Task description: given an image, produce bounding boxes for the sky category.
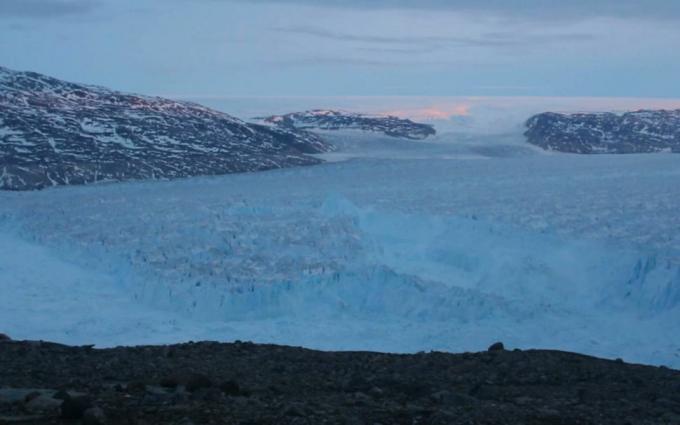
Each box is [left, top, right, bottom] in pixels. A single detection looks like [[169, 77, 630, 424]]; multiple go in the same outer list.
[[1, 0, 680, 99]]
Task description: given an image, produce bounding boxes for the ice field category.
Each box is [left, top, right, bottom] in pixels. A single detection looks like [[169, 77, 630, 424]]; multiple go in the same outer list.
[[2, 128, 680, 368]]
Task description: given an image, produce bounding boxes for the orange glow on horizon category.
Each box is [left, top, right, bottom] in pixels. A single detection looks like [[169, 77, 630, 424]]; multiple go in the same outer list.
[[379, 104, 471, 121]]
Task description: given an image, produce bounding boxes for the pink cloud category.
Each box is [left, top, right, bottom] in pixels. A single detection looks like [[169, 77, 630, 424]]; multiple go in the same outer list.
[[379, 104, 471, 120]]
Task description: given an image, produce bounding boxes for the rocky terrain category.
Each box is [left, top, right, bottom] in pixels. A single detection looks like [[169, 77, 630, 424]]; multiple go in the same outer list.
[[261, 110, 436, 140], [525, 110, 680, 153], [1, 338, 679, 424], [0, 66, 332, 191]]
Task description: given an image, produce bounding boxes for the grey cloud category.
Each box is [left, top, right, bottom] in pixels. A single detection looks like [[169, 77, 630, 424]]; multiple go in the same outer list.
[[287, 57, 399, 67], [228, 0, 680, 21], [266, 53, 485, 68], [356, 46, 439, 54], [0, 0, 97, 19], [276, 26, 596, 50], [276, 26, 474, 46]]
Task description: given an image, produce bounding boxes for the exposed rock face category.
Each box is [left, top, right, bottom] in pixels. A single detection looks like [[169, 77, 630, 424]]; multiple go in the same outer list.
[[1, 340, 679, 424], [261, 109, 437, 140], [0, 66, 333, 191], [525, 110, 680, 154]]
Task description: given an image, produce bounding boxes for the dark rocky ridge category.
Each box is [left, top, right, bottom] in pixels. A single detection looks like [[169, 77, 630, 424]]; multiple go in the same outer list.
[[1, 339, 679, 424], [525, 110, 680, 154], [0, 66, 333, 191], [261, 109, 437, 140]]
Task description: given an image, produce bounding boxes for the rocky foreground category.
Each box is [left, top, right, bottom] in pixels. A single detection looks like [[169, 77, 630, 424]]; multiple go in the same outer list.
[[1, 339, 679, 424]]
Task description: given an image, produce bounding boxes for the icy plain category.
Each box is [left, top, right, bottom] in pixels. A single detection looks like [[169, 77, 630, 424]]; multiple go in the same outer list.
[[1, 122, 680, 368]]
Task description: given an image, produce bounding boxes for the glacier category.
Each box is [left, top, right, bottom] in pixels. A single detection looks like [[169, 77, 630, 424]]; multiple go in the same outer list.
[[1, 130, 680, 368]]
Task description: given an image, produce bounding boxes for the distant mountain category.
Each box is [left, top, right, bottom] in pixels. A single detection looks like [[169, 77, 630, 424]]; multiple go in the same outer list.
[[261, 110, 436, 140], [0, 66, 333, 190], [525, 110, 680, 154]]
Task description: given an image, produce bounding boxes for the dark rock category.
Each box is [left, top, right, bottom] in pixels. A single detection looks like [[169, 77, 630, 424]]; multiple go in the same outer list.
[[369, 386, 384, 398], [428, 410, 457, 425], [468, 384, 503, 401], [447, 391, 478, 406], [283, 404, 304, 417], [1, 339, 679, 424], [488, 342, 505, 352], [25, 394, 62, 414], [52, 390, 70, 400], [343, 375, 371, 392], [394, 381, 431, 399], [185, 373, 213, 392], [350, 391, 370, 407], [0, 389, 33, 405], [159, 376, 180, 389], [23, 391, 41, 403], [0, 333, 10, 342], [126, 381, 147, 393], [577, 388, 588, 403], [429, 390, 453, 404], [536, 407, 561, 419], [196, 387, 223, 402], [82, 406, 107, 425], [60, 396, 92, 419], [219, 380, 240, 396], [169, 390, 190, 405], [270, 364, 286, 373]]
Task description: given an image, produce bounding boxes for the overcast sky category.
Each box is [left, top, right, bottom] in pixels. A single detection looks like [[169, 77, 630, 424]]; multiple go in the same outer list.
[[1, 0, 680, 98]]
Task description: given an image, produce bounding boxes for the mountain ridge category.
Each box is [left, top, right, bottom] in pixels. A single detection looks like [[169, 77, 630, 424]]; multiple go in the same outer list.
[[0, 66, 332, 191], [261, 109, 437, 140], [525, 109, 680, 153]]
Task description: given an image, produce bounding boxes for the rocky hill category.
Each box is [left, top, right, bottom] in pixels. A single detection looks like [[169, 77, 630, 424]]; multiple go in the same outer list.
[[525, 110, 680, 153], [1, 339, 679, 424], [0, 66, 332, 191], [261, 109, 436, 140]]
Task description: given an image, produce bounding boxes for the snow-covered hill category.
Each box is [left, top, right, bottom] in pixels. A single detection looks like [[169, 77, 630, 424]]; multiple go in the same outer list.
[[0, 66, 332, 190], [261, 109, 436, 140], [525, 110, 680, 153]]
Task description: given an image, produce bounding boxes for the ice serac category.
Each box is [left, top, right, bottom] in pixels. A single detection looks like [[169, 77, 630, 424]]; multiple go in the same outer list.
[[261, 109, 436, 140], [525, 110, 680, 154], [0, 66, 333, 191]]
